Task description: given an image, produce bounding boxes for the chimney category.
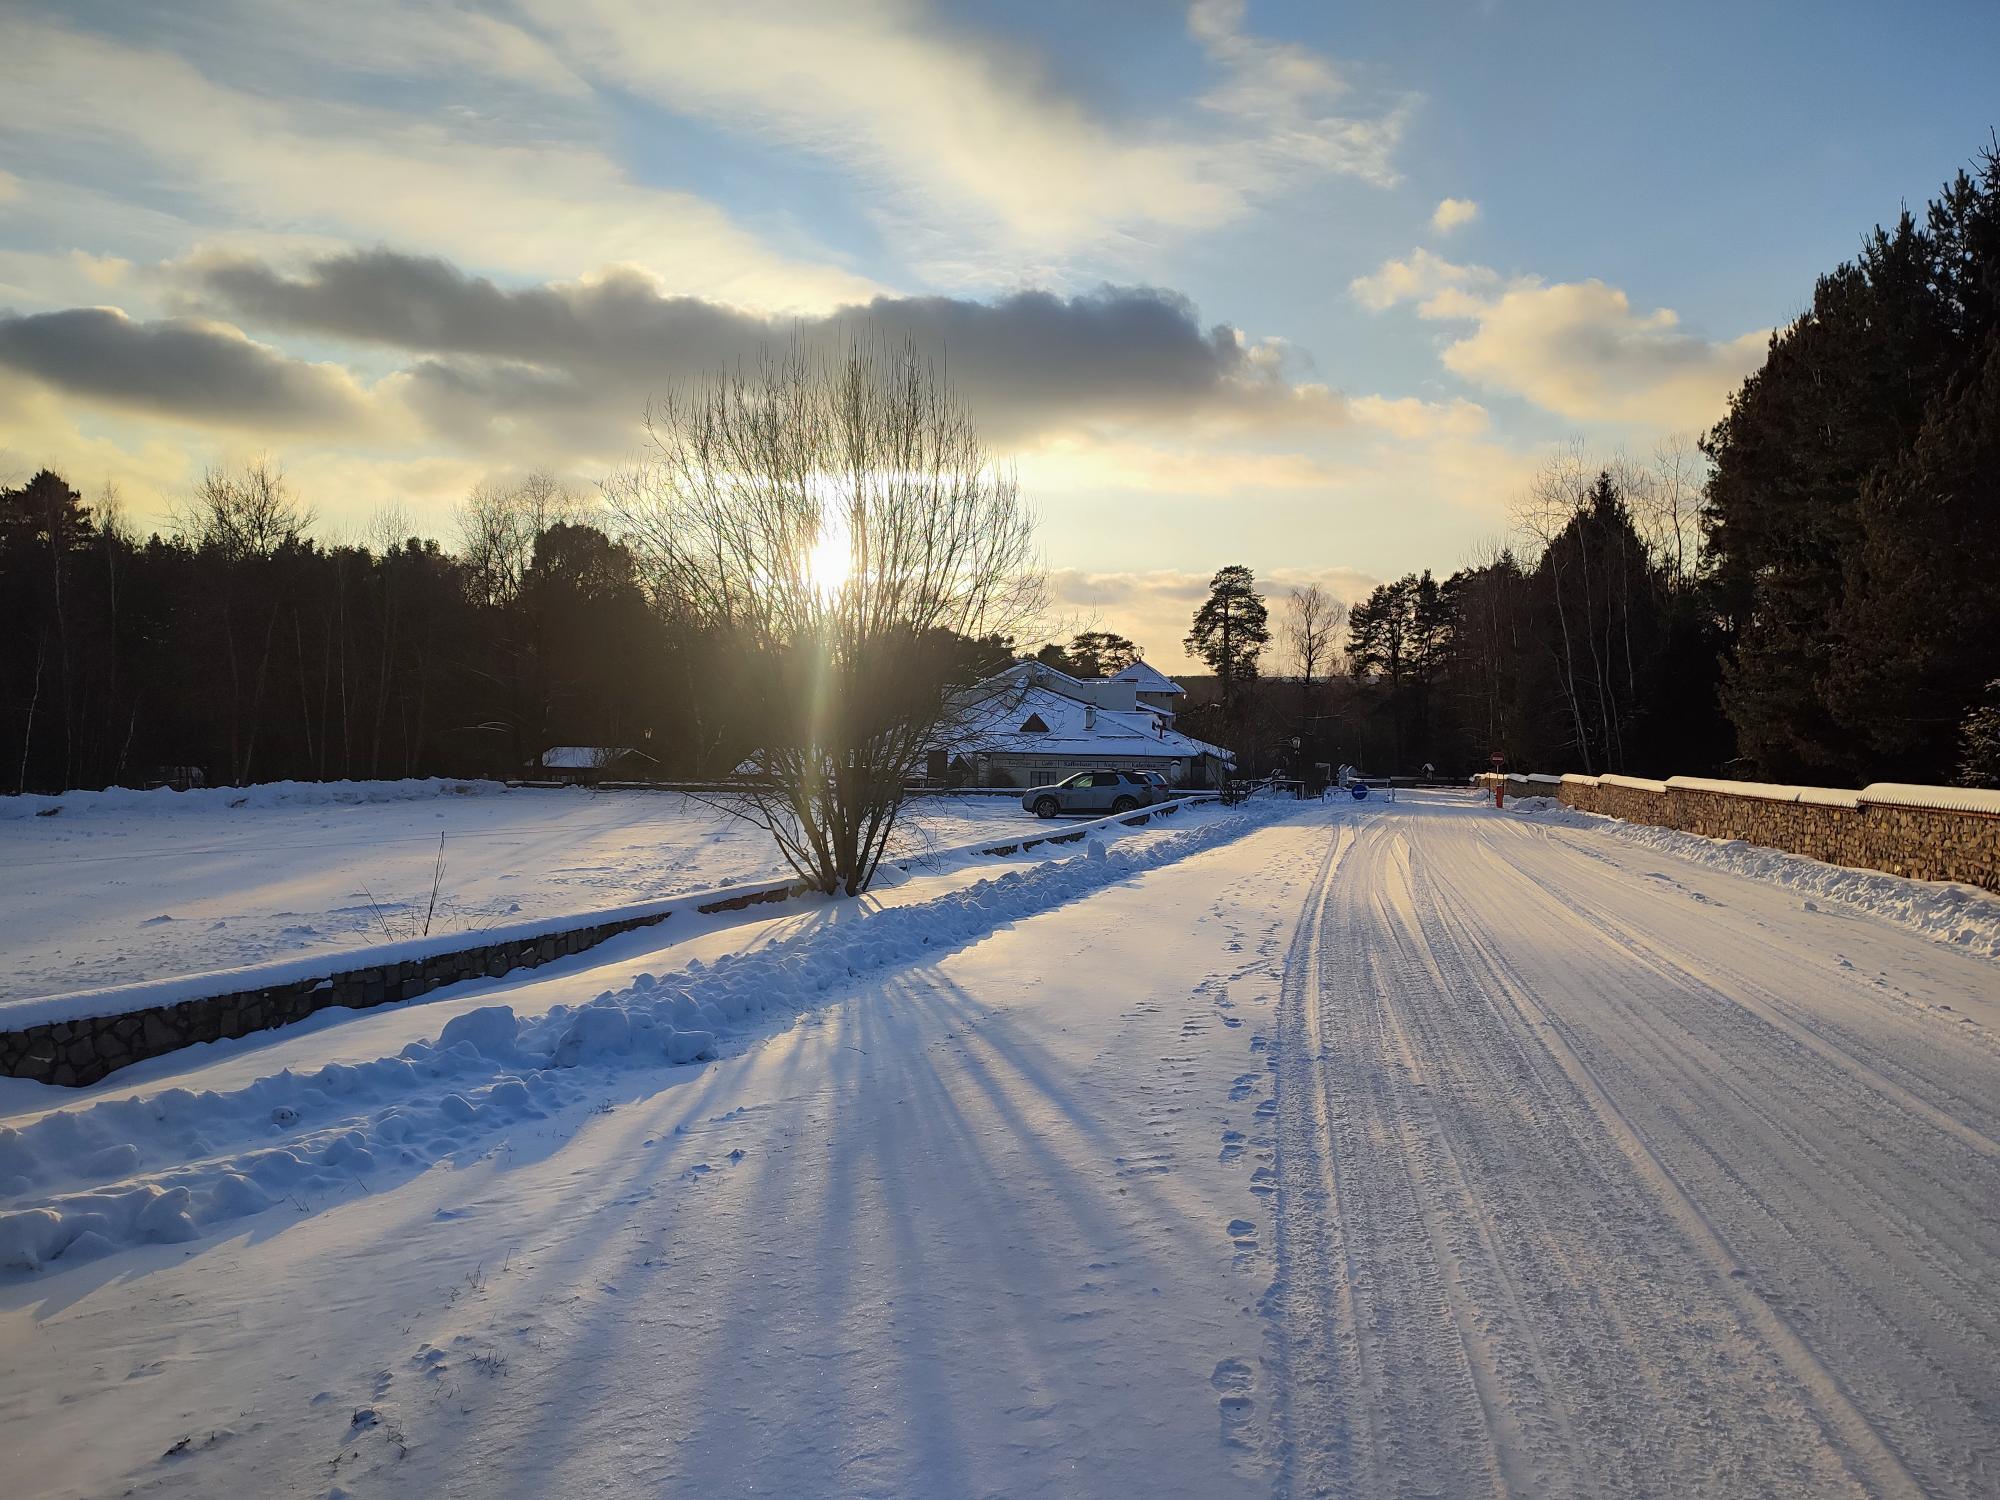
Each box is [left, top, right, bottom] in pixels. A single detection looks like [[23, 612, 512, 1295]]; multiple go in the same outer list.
[[1085, 705, 1097, 731]]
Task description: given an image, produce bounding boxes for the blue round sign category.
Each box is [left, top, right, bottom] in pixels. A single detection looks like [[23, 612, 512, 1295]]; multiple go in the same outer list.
[[1350, 783, 1369, 800]]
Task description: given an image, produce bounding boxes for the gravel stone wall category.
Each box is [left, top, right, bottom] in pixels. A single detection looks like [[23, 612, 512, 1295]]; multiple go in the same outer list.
[[1535, 779, 1999, 892], [0, 882, 803, 1087]]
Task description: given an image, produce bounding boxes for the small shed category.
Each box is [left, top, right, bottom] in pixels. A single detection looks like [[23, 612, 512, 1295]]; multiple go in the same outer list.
[[533, 746, 657, 785]]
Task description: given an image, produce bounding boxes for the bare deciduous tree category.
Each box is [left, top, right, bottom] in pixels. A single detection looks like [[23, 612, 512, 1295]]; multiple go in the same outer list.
[[1629, 433, 1710, 591], [1284, 583, 1344, 692], [173, 458, 314, 558], [455, 469, 582, 608], [608, 341, 1042, 895]]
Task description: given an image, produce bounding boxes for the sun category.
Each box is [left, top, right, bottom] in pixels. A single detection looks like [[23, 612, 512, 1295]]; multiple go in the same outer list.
[[805, 514, 852, 599]]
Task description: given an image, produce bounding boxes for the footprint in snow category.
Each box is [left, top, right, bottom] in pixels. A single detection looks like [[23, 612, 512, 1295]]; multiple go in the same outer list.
[[1210, 1358, 1257, 1449]]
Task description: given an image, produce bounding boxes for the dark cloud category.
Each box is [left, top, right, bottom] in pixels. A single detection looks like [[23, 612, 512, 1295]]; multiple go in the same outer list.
[[0, 307, 365, 428], [188, 249, 1331, 445]]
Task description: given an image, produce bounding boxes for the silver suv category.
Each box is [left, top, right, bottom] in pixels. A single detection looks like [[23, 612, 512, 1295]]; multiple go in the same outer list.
[[1020, 768, 1160, 818]]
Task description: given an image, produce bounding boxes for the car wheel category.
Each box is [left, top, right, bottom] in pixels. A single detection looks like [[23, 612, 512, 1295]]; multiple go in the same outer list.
[[1111, 795, 1137, 813], [1034, 796, 1060, 818]]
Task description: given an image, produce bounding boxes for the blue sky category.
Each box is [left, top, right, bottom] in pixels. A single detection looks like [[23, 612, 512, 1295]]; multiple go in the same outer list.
[[1, 0, 1993, 666]]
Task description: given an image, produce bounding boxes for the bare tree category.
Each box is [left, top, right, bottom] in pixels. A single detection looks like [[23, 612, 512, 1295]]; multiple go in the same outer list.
[[166, 459, 316, 782], [173, 457, 314, 558], [1515, 443, 1599, 769], [607, 340, 1042, 895], [1282, 582, 1343, 784], [1629, 433, 1709, 591], [455, 469, 582, 608], [1284, 584, 1343, 692]]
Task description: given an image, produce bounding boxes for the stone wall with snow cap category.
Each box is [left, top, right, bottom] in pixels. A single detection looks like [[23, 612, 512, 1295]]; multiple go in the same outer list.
[[1534, 772, 1998, 892]]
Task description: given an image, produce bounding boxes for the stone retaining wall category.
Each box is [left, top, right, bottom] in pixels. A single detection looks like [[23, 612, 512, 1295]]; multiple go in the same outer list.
[[1477, 774, 2000, 892], [0, 881, 804, 1088]]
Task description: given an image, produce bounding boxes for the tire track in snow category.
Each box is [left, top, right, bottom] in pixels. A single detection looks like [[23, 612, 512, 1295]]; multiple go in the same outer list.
[[1434, 817, 1996, 1495], [1498, 829, 2000, 1161], [1416, 816, 1944, 1500], [1421, 869, 1926, 1498], [1265, 815, 1374, 1499], [1263, 797, 1996, 1497]]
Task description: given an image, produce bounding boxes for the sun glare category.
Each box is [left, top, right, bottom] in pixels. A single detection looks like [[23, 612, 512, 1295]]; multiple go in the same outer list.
[[806, 514, 852, 599]]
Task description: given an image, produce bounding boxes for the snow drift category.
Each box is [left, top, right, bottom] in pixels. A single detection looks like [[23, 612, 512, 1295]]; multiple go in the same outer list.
[[0, 798, 1295, 1272], [1512, 798, 2000, 958]]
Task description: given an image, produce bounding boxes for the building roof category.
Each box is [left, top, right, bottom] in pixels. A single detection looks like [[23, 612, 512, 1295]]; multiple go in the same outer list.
[[947, 683, 1231, 764], [1108, 658, 1184, 696]]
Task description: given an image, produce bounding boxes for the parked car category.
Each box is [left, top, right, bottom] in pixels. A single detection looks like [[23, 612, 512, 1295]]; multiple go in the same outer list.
[[1020, 768, 1159, 818], [1138, 770, 1173, 803]]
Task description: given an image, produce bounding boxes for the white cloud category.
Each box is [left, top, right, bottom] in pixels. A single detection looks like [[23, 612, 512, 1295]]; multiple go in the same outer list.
[[1348, 248, 1502, 312], [0, 20, 878, 311], [70, 251, 132, 289], [1349, 395, 1490, 441], [1019, 437, 1345, 497], [1352, 246, 1769, 427], [518, 0, 1407, 269], [1439, 280, 1768, 426], [1430, 197, 1479, 233]]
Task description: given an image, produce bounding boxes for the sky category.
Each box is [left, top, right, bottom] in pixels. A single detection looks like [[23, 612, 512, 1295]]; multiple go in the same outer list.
[[1, 0, 1995, 671]]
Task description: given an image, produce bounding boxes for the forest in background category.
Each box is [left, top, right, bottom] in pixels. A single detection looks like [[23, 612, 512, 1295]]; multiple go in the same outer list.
[[3, 145, 1996, 794]]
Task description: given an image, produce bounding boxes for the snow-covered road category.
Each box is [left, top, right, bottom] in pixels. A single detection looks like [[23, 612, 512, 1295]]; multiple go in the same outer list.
[[3, 791, 1996, 1498], [1269, 797, 1998, 1499]]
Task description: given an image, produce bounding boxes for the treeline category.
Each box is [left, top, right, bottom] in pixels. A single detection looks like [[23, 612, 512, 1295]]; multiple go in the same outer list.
[[1328, 453, 1728, 778], [1160, 453, 1726, 780], [7, 146, 1997, 794], [0, 464, 1008, 794]]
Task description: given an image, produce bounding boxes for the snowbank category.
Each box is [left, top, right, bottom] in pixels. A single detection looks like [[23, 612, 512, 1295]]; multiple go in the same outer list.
[[0, 786, 1049, 1004], [0, 794, 1219, 1034], [0, 797, 1299, 1272], [1514, 801, 2000, 959], [0, 777, 509, 821]]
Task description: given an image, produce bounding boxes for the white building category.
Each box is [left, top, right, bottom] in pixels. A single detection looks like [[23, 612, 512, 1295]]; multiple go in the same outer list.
[[937, 659, 1231, 789]]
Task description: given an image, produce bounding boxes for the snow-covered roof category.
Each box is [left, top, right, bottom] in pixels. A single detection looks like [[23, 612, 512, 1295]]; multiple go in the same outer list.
[[947, 684, 1230, 764], [990, 659, 1088, 693], [1108, 659, 1184, 696], [538, 746, 652, 770]]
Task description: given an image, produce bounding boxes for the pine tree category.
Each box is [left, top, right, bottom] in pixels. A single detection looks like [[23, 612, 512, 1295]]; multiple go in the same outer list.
[[1184, 565, 1269, 719], [1957, 680, 2000, 788], [1065, 631, 1141, 678], [1705, 146, 2000, 781]]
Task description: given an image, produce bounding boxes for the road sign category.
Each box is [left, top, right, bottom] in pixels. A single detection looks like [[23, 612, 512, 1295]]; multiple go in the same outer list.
[[1489, 751, 1505, 767]]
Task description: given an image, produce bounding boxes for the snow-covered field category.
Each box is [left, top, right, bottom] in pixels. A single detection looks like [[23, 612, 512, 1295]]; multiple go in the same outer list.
[[3, 788, 1998, 1498], [0, 783, 1043, 1003]]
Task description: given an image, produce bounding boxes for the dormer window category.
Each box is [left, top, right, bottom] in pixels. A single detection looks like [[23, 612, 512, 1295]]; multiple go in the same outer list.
[[1020, 712, 1050, 734]]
